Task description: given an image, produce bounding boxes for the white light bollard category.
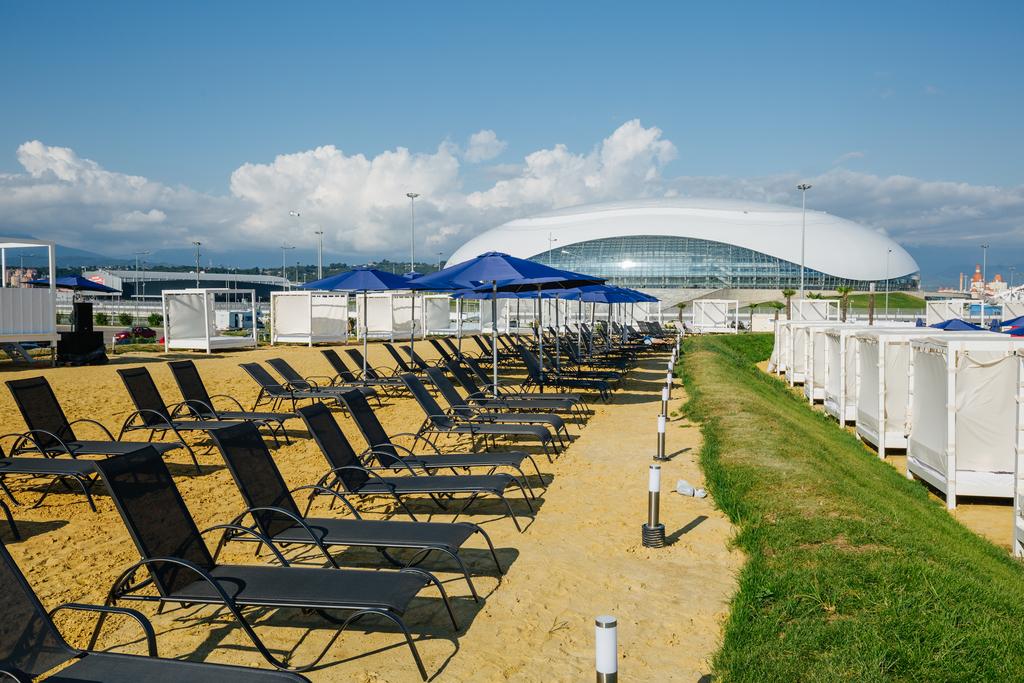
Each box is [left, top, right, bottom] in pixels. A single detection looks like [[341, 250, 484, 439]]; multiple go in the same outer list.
[[654, 386, 669, 461], [642, 463, 666, 547], [595, 615, 618, 682]]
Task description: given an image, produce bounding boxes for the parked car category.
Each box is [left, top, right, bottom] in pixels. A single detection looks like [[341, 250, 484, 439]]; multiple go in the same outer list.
[[114, 326, 157, 344]]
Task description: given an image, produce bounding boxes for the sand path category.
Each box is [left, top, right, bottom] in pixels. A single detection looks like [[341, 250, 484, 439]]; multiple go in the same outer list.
[[0, 343, 740, 681]]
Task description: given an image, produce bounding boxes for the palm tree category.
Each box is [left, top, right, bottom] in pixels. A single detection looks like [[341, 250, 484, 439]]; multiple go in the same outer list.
[[674, 301, 687, 321], [782, 288, 796, 319], [766, 300, 785, 322], [836, 286, 854, 322]]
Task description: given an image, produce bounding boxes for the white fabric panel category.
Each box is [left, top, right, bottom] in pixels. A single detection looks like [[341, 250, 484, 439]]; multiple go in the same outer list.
[[167, 293, 208, 339], [844, 339, 858, 398], [363, 294, 395, 333], [1003, 301, 1024, 320], [910, 350, 949, 475], [274, 294, 311, 336], [310, 295, 347, 337], [423, 296, 450, 332], [811, 329, 828, 390], [955, 352, 1017, 473], [390, 294, 416, 334], [856, 340, 880, 432], [825, 333, 842, 398], [926, 300, 963, 325], [791, 329, 807, 373], [792, 300, 839, 322], [884, 344, 911, 433], [0, 288, 55, 336]]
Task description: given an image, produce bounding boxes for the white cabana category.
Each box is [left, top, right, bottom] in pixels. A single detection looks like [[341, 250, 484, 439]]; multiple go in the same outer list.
[[791, 299, 840, 322], [853, 328, 973, 458], [269, 291, 349, 346], [767, 319, 791, 374], [356, 292, 420, 339], [823, 326, 862, 422], [1002, 301, 1024, 321], [692, 299, 739, 334], [162, 289, 257, 354], [0, 238, 57, 363], [907, 335, 1024, 508], [785, 321, 840, 386], [803, 323, 859, 403], [925, 299, 966, 326]]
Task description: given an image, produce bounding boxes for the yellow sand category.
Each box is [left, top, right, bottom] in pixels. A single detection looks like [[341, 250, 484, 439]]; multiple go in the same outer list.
[[0, 341, 741, 681]]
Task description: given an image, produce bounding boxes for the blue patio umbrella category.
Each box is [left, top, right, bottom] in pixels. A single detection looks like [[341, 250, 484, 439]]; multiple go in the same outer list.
[[27, 275, 120, 294], [301, 268, 415, 377], [994, 315, 1024, 329], [413, 252, 604, 391], [930, 318, 983, 331]]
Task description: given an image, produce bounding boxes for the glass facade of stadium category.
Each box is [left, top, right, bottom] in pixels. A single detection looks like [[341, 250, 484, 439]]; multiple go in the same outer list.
[[530, 234, 919, 291]]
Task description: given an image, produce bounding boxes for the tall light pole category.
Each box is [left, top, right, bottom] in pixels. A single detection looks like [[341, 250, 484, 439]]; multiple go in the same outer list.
[[437, 252, 444, 270], [884, 248, 892, 317], [797, 184, 812, 297], [1011, 265, 1017, 290], [314, 228, 324, 281], [134, 250, 149, 323], [281, 244, 295, 288], [548, 231, 558, 262], [191, 241, 201, 288], [406, 192, 419, 273], [981, 243, 989, 325]]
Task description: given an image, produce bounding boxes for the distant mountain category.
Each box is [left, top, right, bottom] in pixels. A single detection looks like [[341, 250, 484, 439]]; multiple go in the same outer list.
[[0, 231, 133, 268]]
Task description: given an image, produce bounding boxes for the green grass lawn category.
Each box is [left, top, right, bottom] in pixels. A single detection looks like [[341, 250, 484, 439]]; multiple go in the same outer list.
[[680, 333, 1024, 681], [846, 291, 925, 310]]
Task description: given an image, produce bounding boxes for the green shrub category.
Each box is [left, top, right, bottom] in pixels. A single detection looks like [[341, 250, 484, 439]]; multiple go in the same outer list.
[[147, 312, 163, 327], [94, 312, 109, 326], [117, 313, 133, 327]]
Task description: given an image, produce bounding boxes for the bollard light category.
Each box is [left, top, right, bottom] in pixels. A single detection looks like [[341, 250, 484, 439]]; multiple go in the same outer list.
[[653, 413, 668, 461], [642, 464, 666, 547], [661, 385, 669, 414], [595, 615, 618, 682]]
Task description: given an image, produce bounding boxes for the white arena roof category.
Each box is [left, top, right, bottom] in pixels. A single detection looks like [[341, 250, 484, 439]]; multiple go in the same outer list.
[[448, 198, 918, 282]]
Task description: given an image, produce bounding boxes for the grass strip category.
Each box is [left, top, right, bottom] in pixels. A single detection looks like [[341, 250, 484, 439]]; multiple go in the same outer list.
[[681, 333, 1024, 682]]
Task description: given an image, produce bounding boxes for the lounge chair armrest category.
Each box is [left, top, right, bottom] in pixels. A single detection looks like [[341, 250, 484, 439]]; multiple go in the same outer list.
[[66, 418, 116, 441], [363, 451, 423, 476], [283, 380, 312, 392], [2, 429, 74, 457], [119, 410, 174, 434], [378, 433, 442, 455], [305, 374, 334, 386], [49, 602, 158, 657], [287, 485, 362, 518], [199, 524, 290, 566], [169, 401, 205, 419], [0, 671, 29, 682], [0, 431, 46, 454], [208, 394, 247, 412], [324, 465, 401, 488]]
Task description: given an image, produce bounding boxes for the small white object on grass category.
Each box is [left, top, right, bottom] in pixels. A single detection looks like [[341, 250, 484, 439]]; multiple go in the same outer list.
[[675, 479, 707, 498]]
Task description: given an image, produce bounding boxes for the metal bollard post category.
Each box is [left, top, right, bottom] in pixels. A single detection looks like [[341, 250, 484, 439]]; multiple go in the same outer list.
[[595, 616, 618, 682], [653, 413, 667, 461], [642, 464, 666, 547]]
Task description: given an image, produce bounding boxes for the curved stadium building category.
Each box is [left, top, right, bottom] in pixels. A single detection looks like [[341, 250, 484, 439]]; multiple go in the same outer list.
[[448, 199, 919, 293]]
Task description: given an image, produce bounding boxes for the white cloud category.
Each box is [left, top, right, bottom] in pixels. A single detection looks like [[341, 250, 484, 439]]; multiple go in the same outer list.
[[833, 151, 865, 165], [464, 130, 507, 163], [1, 124, 1022, 266]]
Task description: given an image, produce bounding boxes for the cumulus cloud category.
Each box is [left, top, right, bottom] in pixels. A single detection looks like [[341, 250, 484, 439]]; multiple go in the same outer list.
[[1, 124, 1022, 265], [833, 151, 865, 166], [464, 130, 507, 163]]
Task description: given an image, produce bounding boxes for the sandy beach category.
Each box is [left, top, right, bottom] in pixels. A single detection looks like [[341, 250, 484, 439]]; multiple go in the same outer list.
[[0, 341, 740, 681]]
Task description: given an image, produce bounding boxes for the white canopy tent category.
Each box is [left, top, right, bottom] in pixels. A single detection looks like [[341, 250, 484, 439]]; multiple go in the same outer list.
[[356, 292, 420, 340], [767, 319, 791, 374], [803, 323, 860, 403], [821, 323, 915, 419], [791, 299, 840, 322], [692, 299, 739, 334], [925, 299, 966, 326], [853, 329, 947, 458], [0, 238, 57, 363], [907, 335, 1024, 508], [162, 289, 257, 354], [785, 321, 841, 386], [421, 294, 453, 336], [269, 291, 349, 346]]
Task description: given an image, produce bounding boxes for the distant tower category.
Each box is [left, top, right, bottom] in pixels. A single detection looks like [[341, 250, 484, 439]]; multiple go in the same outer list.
[[960, 272, 965, 291]]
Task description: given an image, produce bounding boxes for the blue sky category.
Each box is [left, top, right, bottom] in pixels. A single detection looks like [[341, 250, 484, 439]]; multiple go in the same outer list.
[[0, 1, 1021, 282]]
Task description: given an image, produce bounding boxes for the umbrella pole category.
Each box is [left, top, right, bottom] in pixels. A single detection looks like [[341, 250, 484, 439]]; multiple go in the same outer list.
[[537, 286, 544, 376], [362, 290, 368, 378], [457, 297, 462, 351], [492, 282, 499, 397], [555, 295, 561, 372], [410, 291, 415, 353], [577, 298, 583, 359]]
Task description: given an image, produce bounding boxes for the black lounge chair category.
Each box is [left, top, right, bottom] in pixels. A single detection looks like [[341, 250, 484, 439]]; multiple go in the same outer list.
[[344, 348, 403, 380], [4, 376, 182, 460], [240, 362, 346, 413], [116, 366, 232, 470], [92, 446, 454, 679], [521, 349, 612, 401], [0, 538, 310, 682], [168, 360, 295, 443], [459, 355, 588, 407], [339, 388, 545, 495], [399, 344, 442, 373], [424, 368, 571, 448], [428, 338, 457, 366], [265, 357, 379, 404], [383, 342, 420, 375], [207, 421, 501, 600], [445, 360, 586, 421], [320, 349, 403, 396], [0, 499, 15, 540], [400, 373, 558, 458], [297, 403, 534, 531], [0, 434, 100, 513], [441, 336, 478, 360]]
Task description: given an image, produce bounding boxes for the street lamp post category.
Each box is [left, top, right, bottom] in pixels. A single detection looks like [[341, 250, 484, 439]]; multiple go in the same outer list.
[[281, 244, 295, 288], [134, 250, 149, 323], [981, 243, 989, 325], [437, 252, 444, 270], [884, 248, 892, 318], [797, 184, 812, 297], [1011, 265, 1016, 290], [548, 232, 558, 262], [406, 192, 419, 273], [314, 229, 324, 280], [191, 242, 201, 288]]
